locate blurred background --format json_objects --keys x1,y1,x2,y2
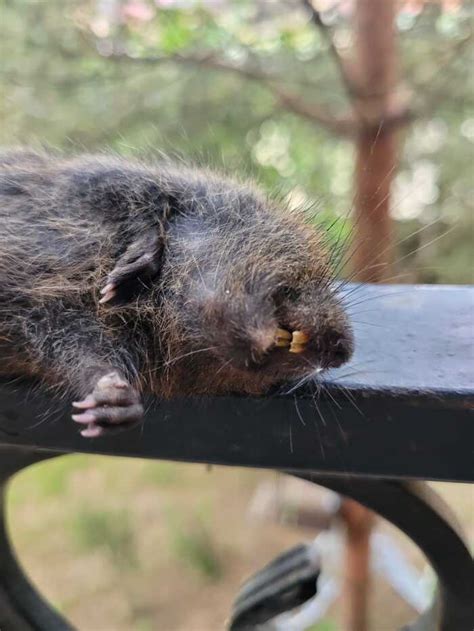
[{"x1": 1, "y1": 0, "x2": 473, "y2": 629}]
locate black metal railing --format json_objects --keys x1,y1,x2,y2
[{"x1": 1, "y1": 284, "x2": 473, "y2": 630}]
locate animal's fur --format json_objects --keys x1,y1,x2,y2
[{"x1": 0, "y1": 150, "x2": 353, "y2": 435}]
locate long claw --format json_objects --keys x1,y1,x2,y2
[
  {"x1": 100, "y1": 283, "x2": 115, "y2": 295},
  {"x1": 72, "y1": 412, "x2": 97, "y2": 424},
  {"x1": 99, "y1": 287, "x2": 117, "y2": 304},
  {"x1": 72, "y1": 396, "x2": 96, "y2": 409},
  {"x1": 81, "y1": 425, "x2": 104, "y2": 438}
]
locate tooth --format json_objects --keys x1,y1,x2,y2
[
  {"x1": 289, "y1": 343, "x2": 306, "y2": 354},
  {"x1": 276, "y1": 327, "x2": 292, "y2": 341},
  {"x1": 292, "y1": 331, "x2": 309, "y2": 344},
  {"x1": 276, "y1": 339, "x2": 291, "y2": 348}
]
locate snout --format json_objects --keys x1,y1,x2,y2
[
  {"x1": 311, "y1": 325, "x2": 354, "y2": 368},
  {"x1": 202, "y1": 288, "x2": 354, "y2": 374},
  {"x1": 219, "y1": 321, "x2": 353, "y2": 374}
]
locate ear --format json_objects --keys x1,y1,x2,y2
[{"x1": 99, "y1": 230, "x2": 162, "y2": 304}]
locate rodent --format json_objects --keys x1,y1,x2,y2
[{"x1": 0, "y1": 150, "x2": 353, "y2": 438}]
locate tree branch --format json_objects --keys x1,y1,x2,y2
[
  {"x1": 107, "y1": 50, "x2": 356, "y2": 136},
  {"x1": 162, "y1": 51, "x2": 413, "y2": 134},
  {"x1": 411, "y1": 31, "x2": 473, "y2": 118},
  {"x1": 88, "y1": 27, "x2": 413, "y2": 137},
  {"x1": 301, "y1": 0, "x2": 358, "y2": 100}
]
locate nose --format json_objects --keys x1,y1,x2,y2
[{"x1": 319, "y1": 327, "x2": 354, "y2": 368}]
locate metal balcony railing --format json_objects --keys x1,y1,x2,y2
[{"x1": 0, "y1": 284, "x2": 473, "y2": 630}]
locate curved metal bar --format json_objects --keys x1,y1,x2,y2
[
  {"x1": 291, "y1": 473, "x2": 474, "y2": 631},
  {"x1": 229, "y1": 543, "x2": 320, "y2": 630},
  {"x1": 0, "y1": 446, "x2": 472, "y2": 631},
  {"x1": 0, "y1": 448, "x2": 74, "y2": 631}
]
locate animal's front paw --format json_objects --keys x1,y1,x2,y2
[
  {"x1": 99, "y1": 232, "x2": 161, "y2": 304},
  {"x1": 72, "y1": 372, "x2": 143, "y2": 438}
]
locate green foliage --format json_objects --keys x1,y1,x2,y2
[
  {"x1": 133, "y1": 618, "x2": 155, "y2": 631},
  {"x1": 71, "y1": 507, "x2": 137, "y2": 568},
  {"x1": 9, "y1": 455, "x2": 89, "y2": 506},
  {"x1": 306, "y1": 620, "x2": 339, "y2": 631},
  {"x1": 32, "y1": 455, "x2": 90, "y2": 497},
  {"x1": 0, "y1": 0, "x2": 472, "y2": 282},
  {"x1": 170, "y1": 518, "x2": 222, "y2": 581},
  {"x1": 140, "y1": 460, "x2": 181, "y2": 486}
]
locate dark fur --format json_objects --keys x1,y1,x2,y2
[{"x1": 0, "y1": 150, "x2": 353, "y2": 435}]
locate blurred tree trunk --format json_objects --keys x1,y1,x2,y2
[
  {"x1": 342, "y1": 3, "x2": 400, "y2": 631},
  {"x1": 352, "y1": 0, "x2": 399, "y2": 282},
  {"x1": 340, "y1": 499, "x2": 376, "y2": 631}
]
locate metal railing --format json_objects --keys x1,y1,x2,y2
[{"x1": 1, "y1": 284, "x2": 473, "y2": 630}]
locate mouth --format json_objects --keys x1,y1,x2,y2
[
  {"x1": 274, "y1": 327, "x2": 310, "y2": 354},
  {"x1": 204, "y1": 318, "x2": 352, "y2": 380},
  {"x1": 271, "y1": 322, "x2": 353, "y2": 370}
]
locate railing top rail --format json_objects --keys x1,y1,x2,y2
[{"x1": 1, "y1": 284, "x2": 473, "y2": 482}]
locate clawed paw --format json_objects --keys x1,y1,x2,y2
[
  {"x1": 99, "y1": 282, "x2": 118, "y2": 305},
  {"x1": 99, "y1": 251, "x2": 157, "y2": 304},
  {"x1": 99, "y1": 233, "x2": 161, "y2": 305},
  {"x1": 275, "y1": 328, "x2": 309, "y2": 354},
  {"x1": 72, "y1": 372, "x2": 143, "y2": 438}
]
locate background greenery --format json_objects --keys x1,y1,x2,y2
[
  {"x1": 10, "y1": 455, "x2": 473, "y2": 631},
  {"x1": 1, "y1": 0, "x2": 473, "y2": 281}
]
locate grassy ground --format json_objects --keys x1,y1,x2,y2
[{"x1": 7, "y1": 456, "x2": 474, "y2": 631}]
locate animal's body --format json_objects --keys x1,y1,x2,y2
[{"x1": 0, "y1": 150, "x2": 353, "y2": 437}]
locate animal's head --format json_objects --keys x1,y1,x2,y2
[{"x1": 157, "y1": 171, "x2": 353, "y2": 396}]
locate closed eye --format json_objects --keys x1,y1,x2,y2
[{"x1": 272, "y1": 285, "x2": 300, "y2": 307}]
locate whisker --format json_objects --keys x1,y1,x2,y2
[
  {"x1": 214, "y1": 358, "x2": 232, "y2": 377},
  {"x1": 336, "y1": 385, "x2": 366, "y2": 419},
  {"x1": 285, "y1": 365, "x2": 323, "y2": 394},
  {"x1": 310, "y1": 407, "x2": 325, "y2": 459},
  {"x1": 293, "y1": 395, "x2": 306, "y2": 426},
  {"x1": 313, "y1": 396, "x2": 328, "y2": 427},
  {"x1": 163, "y1": 346, "x2": 217, "y2": 368}
]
